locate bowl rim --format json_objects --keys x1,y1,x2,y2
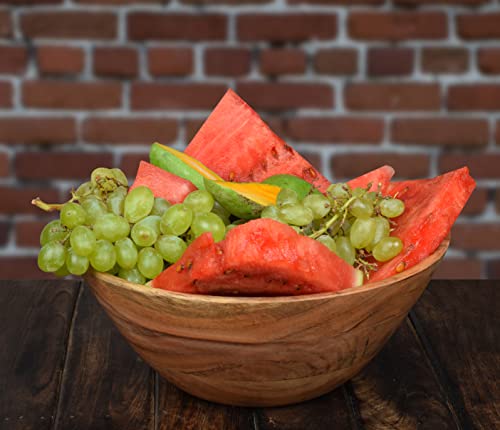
[{"x1": 89, "y1": 236, "x2": 450, "y2": 305}]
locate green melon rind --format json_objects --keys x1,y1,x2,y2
[
  {"x1": 262, "y1": 174, "x2": 320, "y2": 199},
  {"x1": 149, "y1": 143, "x2": 206, "y2": 190},
  {"x1": 204, "y1": 179, "x2": 265, "y2": 220}
]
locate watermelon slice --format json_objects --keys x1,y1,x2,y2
[
  {"x1": 185, "y1": 89, "x2": 330, "y2": 192},
  {"x1": 130, "y1": 161, "x2": 196, "y2": 204},
  {"x1": 369, "y1": 167, "x2": 475, "y2": 282},
  {"x1": 347, "y1": 165, "x2": 394, "y2": 193},
  {"x1": 153, "y1": 218, "x2": 357, "y2": 296}
]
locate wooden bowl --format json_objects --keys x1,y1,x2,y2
[{"x1": 85, "y1": 237, "x2": 449, "y2": 407}]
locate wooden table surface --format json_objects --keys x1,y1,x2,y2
[{"x1": 0, "y1": 280, "x2": 498, "y2": 430}]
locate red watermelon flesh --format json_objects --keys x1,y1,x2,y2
[
  {"x1": 185, "y1": 89, "x2": 330, "y2": 192},
  {"x1": 130, "y1": 161, "x2": 196, "y2": 204},
  {"x1": 347, "y1": 165, "x2": 395, "y2": 193},
  {"x1": 368, "y1": 167, "x2": 475, "y2": 283},
  {"x1": 153, "y1": 218, "x2": 357, "y2": 296}
]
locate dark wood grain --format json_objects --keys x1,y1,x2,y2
[
  {"x1": 254, "y1": 386, "x2": 354, "y2": 430},
  {"x1": 0, "y1": 280, "x2": 80, "y2": 430},
  {"x1": 156, "y1": 374, "x2": 255, "y2": 430},
  {"x1": 411, "y1": 280, "x2": 500, "y2": 430},
  {"x1": 350, "y1": 318, "x2": 457, "y2": 429},
  {"x1": 54, "y1": 284, "x2": 155, "y2": 430}
]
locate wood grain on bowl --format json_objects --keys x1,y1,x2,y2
[{"x1": 85, "y1": 238, "x2": 449, "y2": 407}]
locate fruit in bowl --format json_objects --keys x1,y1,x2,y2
[{"x1": 33, "y1": 89, "x2": 474, "y2": 406}]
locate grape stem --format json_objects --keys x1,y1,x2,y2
[
  {"x1": 309, "y1": 196, "x2": 356, "y2": 240},
  {"x1": 31, "y1": 198, "x2": 64, "y2": 212}
]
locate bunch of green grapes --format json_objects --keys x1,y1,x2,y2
[
  {"x1": 260, "y1": 183, "x2": 405, "y2": 278},
  {"x1": 37, "y1": 168, "x2": 231, "y2": 285}
]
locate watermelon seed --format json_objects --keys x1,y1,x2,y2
[{"x1": 396, "y1": 261, "x2": 406, "y2": 273}]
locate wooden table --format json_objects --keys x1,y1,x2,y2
[{"x1": 0, "y1": 280, "x2": 498, "y2": 430}]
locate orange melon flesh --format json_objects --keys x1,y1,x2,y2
[
  {"x1": 369, "y1": 167, "x2": 476, "y2": 283},
  {"x1": 130, "y1": 161, "x2": 196, "y2": 204},
  {"x1": 153, "y1": 219, "x2": 357, "y2": 296},
  {"x1": 185, "y1": 89, "x2": 330, "y2": 192}
]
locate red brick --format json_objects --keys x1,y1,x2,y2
[
  {"x1": 129, "y1": 13, "x2": 226, "y2": 41},
  {"x1": 285, "y1": 117, "x2": 384, "y2": 144},
  {"x1": 37, "y1": 46, "x2": 84, "y2": 75},
  {"x1": 260, "y1": 49, "x2": 306, "y2": 76},
  {"x1": 439, "y1": 154, "x2": 500, "y2": 179},
  {"x1": 457, "y1": 13, "x2": 500, "y2": 39},
  {"x1": 0, "y1": 0, "x2": 61, "y2": 4},
  {"x1": 15, "y1": 152, "x2": 113, "y2": 180},
  {"x1": 0, "y1": 117, "x2": 76, "y2": 144},
  {"x1": 0, "y1": 81, "x2": 12, "y2": 107},
  {"x1": 349, "y1": 12, "x2": 447, "y2": 41},
  {"x1": 132, "y1": 83, "x2": 226, "y2": 110},
  {"x1": 148, "y1": 47, "x2": 193, "y2": 76},
  {"x1": 0, "y1": 221, "x2": 8, "y2": 246},
  {"x1": 314, "y1": 49, "x2": 357, "y2": 75},
  {"x1": 182, "y1": 0, "x2": 271, "y2": 3},
  {"x1": 185, "y1": 119, "x2": 204, "y2": 143},
  {"x1": 0, "y1": 186, "x2": 59, "y2": 215},
  {"x1": 237, "y1": 82, "x2": 333, "y2": 111},
  {"x1": 94, "y1": 47, "x2": 138, "y2": 78},
  {"x1": 345, "y1": 83, "x2": 441, "y2": 111},
  {"x1": 0, "y1": 152, "x2": 8, "y2": 177},
  {"x1": 448, "y1": 85, "x2": 500, "y2": 111},
  {"x1": 478, "y1": 48, "x2": 500, "y2": 74},
  {"x1": 0, "y1": 46, "x2": 27, "y2": 74},
  {"x1": 21, "y1": 12, "x2": 117, "y2": 40},
  {"x1": 83, "y1": 117, "x2": 177, "y2": 144},
  {"x1": 0, "y1": 10, "x2": 11, "y2": 38},
  {"x1": 16, "y1": 220, "x2": 54, "y2": 248},
  {"x1": 391, "y1": 118, "x2": 488, "y2": 147},
  {"x1": 119, "y1": 152, "x2": 148, "y2": 178},
  {"x1": 497, "y1": 189, "x2": 500, "y2": 214},
  {"x1": 331, "y1": 153, "x2": 430, "y2": 180},
  {"x1": 397, "y1": 0, "x2": 486, "y2": 4},
  {"x1": 23, "y1": 81, "x2": 122, "y2": 109},
  {"x1": 205, "y1": 48, "x2": 251, "y2": 77},
  {"x1": 433, "y1": 258, "x2": 482, "y2": 280},
  {"x1": 496, "y1": 121, "x2": 500, "y2": 145},
  {"x1": 461, "y1": 188, "x2": 488, "y2": 216},
  {"x1": 367, "y1": 48, "x2": 413, "y2": 76},
  {"x1": 77, "y1": 0, "x2": 161, "y2": 3},
  {"x1": 487, "y1": 260, "x2": 500, "y2": 279},
  {"x1": 289, "y1": 0, "x2": 383, "y2": 3},
  {"x1": 0, "y1": 257, "x2": 54, "y2": 280},
  {"x1": 421, "y1": 48, "x2": 468, "y2": 74},
  {"x1": 238, "y1": 14, "x2": 337, "y2": 42},
  {"x1": 451, "y1": 223, "x2": 500, "y2": 251}
]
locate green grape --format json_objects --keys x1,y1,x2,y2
[
  {"x1": 151, "y1": 197, "x2": 171, "y2": 216},
  {"x1": 367, "y1": 217, "x2": 390, "y2": 252},
  {"x1": 349, "y1": 198, "x2": 373, "y2": 219},
  {"x1": 155, "y1": 235, "x2": 187, "y2": 264},
  {"x1": 108, "y1": 263, "x2": 120, "y2": 275},
  {"x1": 327, "y1": 183, "x2": 351, "y2": 200},
  {"x1": 191, "y1": 213, "x2": 226, "y2": 242},
  {"x1": 183, "y1": 189, "x2": 215, "y2": 213},
  {"x1": 75, "y1": 181, "x2": 93, "y2": 198},
  {"x1": 60, "y1": 202, "x2": 87, "y2": 229},
  {"x1": 335, "y1": 236, "x2": 355, "y2": 265},
  {"x1": 38, "y1": 241, "x2": 66, "y2": 272},
  {"x1": 350, "y1": 218, "x2": 376, "y2": 249},
  {"x1": 80, "y1": 196, "x2": 107, "y2": 225},
  {"x1": 373, "y1": 237, "x2": 403, "y2": 262},
  {"x1": 160, "y1": 204, "x2": 193, "y2": 236},
  {"x1": 40, "y1": 220, "x2": 68, "y2": 246},
  {"x1": 279, "y1": 204, "x2": 314, "y2": 227},
  {"x1": 137, "y1": 247, "x2": 164, "y2": 279},
  {"x1": 225, "y1": 224, "x2": 237, "y2": 235},
  {"x1": 70, "y1": 226, "x2": 96, "y2": 257},
  {"x1": 118, "y1": 267, "x2": 146, "y2": 285},
  {"x1": 91, "y1": 167, "x2": 113, "y2": 186},
  {"x1": 66, "y1": 248, "x2": 89, "y2": 275},
  {"x1": 115, "y1": 238, "x2": 138, "y2": 270},
  {"x1": 366, "y1": 191, "x2": 378, "y2": 203},
  {"x1": 379, "y1": 198, "x2": 405, "y2": 218},
  {"x1": 276, "y1": 188, "x2": 299, "y2": 208},
  {"x1": 341, "y1": 217, "x2": 353, "y2": 235},
  {"x1": 89, "y1": 240, "x2": 116, "y2": 272},
  {"x1": 317, "y1": 235, "x2": 336, "y2": 253},
  {"x1": 124, "y1": 186, "x2": 154, "y2": 223},
  {"x1": 111, "y1": 168, "x2": 128, "y2": 187},
  {"x1": 93, "y1": 213, "x2": 130, "y2": 242},
  {"x1": 261, "y1": 205, "x2": 283, "y2": 222},
  {"x1": 139, "y1": 215, "x2": 161, "y2": 234},
  {"x1": 107, "y1": 186, "x2": 127, "y2": 216},
  {"x1": 211, "y1": 201, "x2": 231, "y2": 225},
  {"x1": 54, "y1": 264, "x2": 70, "y2": 277},
  {"x1": 303, "y1": 194, "x2": 331, "y2": 220},
  {"x1": 354, "y1": 269, "x2": 364, "y2": 287},
  {"x1": 131, "y1": 221, "x2": 158, "y2": 248}
]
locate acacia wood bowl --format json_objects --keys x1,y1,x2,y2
[{"x1": 85, "y1": 237, "x2": 449, "y2": 407}]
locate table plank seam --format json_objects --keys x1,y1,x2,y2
[
  {"x1": 408, "y1": 309, "x2": 474, "y2": 430},
  {"x1": 51, "y1": 281, "x2": 84, "y2": 430},
  {"x1": 252, "y1": 411, "x2": 260, "y2": 430},
  {"x1": 342, "y1": 380, "x2": 365, "y2": 429}
]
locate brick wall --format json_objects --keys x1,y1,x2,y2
[{"x1": 0, "y1": 0, "x2": 499, "y2": 279}]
